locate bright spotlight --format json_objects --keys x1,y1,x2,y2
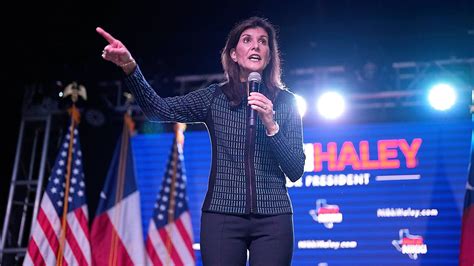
[
  {"x1": 428, "y1": 83, "x2": 456, "y2": 111},
  {"x1": 294, "y1": 94, "x2": 307, "y2": 117},
  {"x1": 317, "y1": 91, "x2": 345, "y2": 119}
]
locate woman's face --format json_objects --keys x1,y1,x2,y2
[{"x1": 230, "y1": 27, "x2": 271, "y2": 80}]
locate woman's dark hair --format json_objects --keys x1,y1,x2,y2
[{"x1": 221, "y1": 16, "x2": 284, "y2": 106}]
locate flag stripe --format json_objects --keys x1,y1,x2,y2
[
  {"x1": 62, "y1": 239, "x2": 75, "y2": 266},
  {"x1": 31, "y1": 196, "x2": 59, "y2": 265},
  {"x1": 75, "y1": 207, "x2": 90, "y2": 242},
  {"x1": 65, "y1": 217, "x2": 89, "y2": 265},
  {"x1": 168, "y1": 221, "x2": 194, "y2": 264},
  {"x1": 72, "y1": 207, "x2": 92, "y2": 263},
  {"x1": 23, "y1": 253, "x2": 34, "y2": 266},
  {"x1": 175, "y1": 214, "x2": 195, "y2": 260},
  {"x1": 26, "y1": 238, "x2": 46, "y2": 266},
  {"x1": 147, "y1": 222, "x2": 172, "y2": 266},
  {"x1": 146, "y1": 237, "x2": 163, "y2": 266},
  {"x1": 32, "y1": 229, "x2": 57, "y2": 266},
  {"x1": 37, "y1": 207, "x2": 60, "y2": 252},
  {"x1": 158, "y1": 227, "x2": 184, "y2": 266},
  {"x1": 91, "y1": 213, "x2": 135, "y2": 266},
  {"x1": 106, "y1": 192, "x2": 145, "y2": 265},
  {"x1": 146, "y1": 255, "x2": 154, "y2": 266},
  {"x1": 180, "y1": 212, "x2": 193, "y2": 238}
]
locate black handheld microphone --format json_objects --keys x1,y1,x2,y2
[{"x1": 248, "y1": 72, "x2": 262, "y2": 127}]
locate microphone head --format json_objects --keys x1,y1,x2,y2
[{"x1": 248, "y1": 72, "x2": 262, "y2": 83}]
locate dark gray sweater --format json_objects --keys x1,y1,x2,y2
[{"x1": 125, "y1": 66, "x2": 305, "y2": 215}]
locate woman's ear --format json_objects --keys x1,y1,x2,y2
[{"x1": 230, "y1": 49, "x2": 237, "y2": 62}]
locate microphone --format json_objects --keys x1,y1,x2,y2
[{"x1": 248, "y1": 72, "x2": 262, "y2": 127}]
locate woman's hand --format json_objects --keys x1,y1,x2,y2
[
  {"x1": 248, "y1": 92, "x2": 279, "y2": 135},
  {"x1": 96, "y1": 27, "x2": 136, "y2": 74}
]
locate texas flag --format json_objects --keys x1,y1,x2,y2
[
  {"x1": 90, "y1": 114, "x2": 145, "y2": 265},
  {"x1": 460, "y1": 146, "x2": 474, "y2": 265}
]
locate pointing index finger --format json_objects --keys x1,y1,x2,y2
[{"x1": 96, "y1": 27, "x2": 117, "y2": 44}]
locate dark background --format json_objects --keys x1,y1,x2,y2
[{"x1": 1, "y1": 0, "x2": 473, "y2": 229}]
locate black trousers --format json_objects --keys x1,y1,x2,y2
[{"x1": 200, "y1": 212, "x2": 294, "y2": 266}]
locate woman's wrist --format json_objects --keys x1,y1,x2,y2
[
  {"x1": 120, "y1": 59, "x2": 137, "y2": 75},
  {"x1": 266, "y1": 120, "x2": 279, "y2": 137}
]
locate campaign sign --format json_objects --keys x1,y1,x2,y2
[{"x1": 133, "y1": 120, "x2": 471, "y2": 265}]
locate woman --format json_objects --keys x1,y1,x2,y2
[{"x1": 97, "y1": 16, "x2": 305, "y2": 266}]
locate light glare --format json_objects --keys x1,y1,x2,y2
[
  {"x1": 428, "y1": 84, "x2": 456, "y2": 111},
  {"x1": 317, "y1": 91, "x2": 345, "y2": 119},
  {"x1": 294, "y1": 94, "x2": 307, "y2": 117}
]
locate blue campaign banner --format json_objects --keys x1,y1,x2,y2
[{"x1": 132, "y1": 119, "x2": 471, "y2": 265}]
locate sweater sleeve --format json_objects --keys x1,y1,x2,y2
[
  {"x1": 268, "y1": 93, "x2": 306, "y2": 182},
  {"x1": 123, "y1": 65, "x2": 215, "y2": 123}
]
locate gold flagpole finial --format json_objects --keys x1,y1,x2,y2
[
  {"x1": 174, "y1": 123, "x2": 187, "y2": 145},
  {"x1": 62, "y1": 82, "x2": 87, "y2": 103}
]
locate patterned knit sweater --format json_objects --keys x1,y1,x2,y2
[{"x1": 125, "y1": 66, "x2": 305, "y2": 215}]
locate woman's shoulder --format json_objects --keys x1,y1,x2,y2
[
  {"x1": 276, "y1": 87, "x2": 298, "y2": 103},
  {"x1": 204, "y1": 82, "x2": 227, "y2": 91},
  {"x1": 193, "y1": 82, "x2": 223, "y2": 95}
]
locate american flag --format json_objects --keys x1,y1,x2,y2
[
  {"x1": 91, "y1": 113, "x2": 145, "y2": 265},
  {"x1": 24, "y1": 107, "x2": 92, "y2": 266},
  {"x1": 146, "y1": 124, "x2": 196, "y2": 266}
]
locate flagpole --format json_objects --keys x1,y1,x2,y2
[
  {"x1": 56, "y1": 82, "x2": 86, "y2": 266},
  {"x1": 166, "y1": 123, "x2": 186, "y2": 265}
]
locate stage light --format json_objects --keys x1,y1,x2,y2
[
  {"x1": 294, "y1": 94, "x2": 307, "y2": 117},
  {"x1": 317, "y1": 91, "x2": 345, "y2": 119},
  {"x1": 428, "y1": 83, "x2": 456, "y2": 111}
]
